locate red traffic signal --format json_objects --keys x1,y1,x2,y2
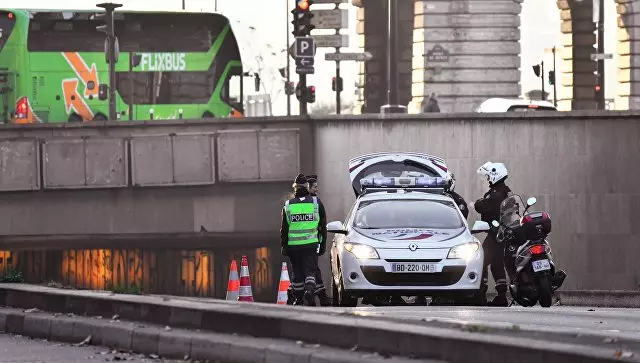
[
  {"x1": 297, "y1": 0, "x2": 310, "y2": 10},
  {"x1": 595, "y1": 85, "x2": 601, "y2": 92}
]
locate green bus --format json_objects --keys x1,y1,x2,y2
[{"x1": 0, "y1": 9, "x2": 245, "y2": 123}]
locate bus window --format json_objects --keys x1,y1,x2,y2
[
  {"x1": 0, "y1": 12, "x2": 17, "y2": 52},
  {"x1": 27, "y1": 12, "x2": 227, "y2": 52},
  {"x1": 116, "y1": 67, "x2": 218, "y2": 105}
]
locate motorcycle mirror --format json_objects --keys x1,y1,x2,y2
[
  {"x1": 491, "y1": 220, "x2": 500, "y2": 228},
  {"x1": 527, "y1": 197, "x2": 537, "y2": 207}
]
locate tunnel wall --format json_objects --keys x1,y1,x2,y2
[{"x1": 315, "y1": 111, "x2": 640, "y2": 290}]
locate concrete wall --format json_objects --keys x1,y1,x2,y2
[
  {"x1": 411, "y1": 0, "x2": 522, "y2": 113},
  {"x1": 314, "y1": 111, "x2": 640, "y2": 290},
  {"x1": 0, "y1": 119, "x2": 315, "y2": 249}
]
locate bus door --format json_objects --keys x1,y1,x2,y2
[{"x1": 0, "y1": 68, "x2": 13, "y2": 123}]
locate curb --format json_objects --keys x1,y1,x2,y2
[
  {"x1": 0, "y1": 307, "x2": 428, "y2": 363},
  {"x1": 556, "y1": 290, "x2": 640, "y2": 308},
  {"x1": 0, "y1": 284, "x2": 637, "y2": 363}
]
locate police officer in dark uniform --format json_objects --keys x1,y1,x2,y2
[
  {"x1": 445, "y1": 173, "x2": 469, "y2": 219},
  {"x1": 306, "y1": 175, "x2": 332, "y2": 306},
  {"x1": 474, "y1": 162, "x2": 511, "y2": 306},
  {"x1": 280, "y1": 174, "x2": 327, "y2": 306}
]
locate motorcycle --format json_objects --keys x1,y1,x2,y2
[{"x1": 491, "y1": 194, "x2": 567, "y2": 307}]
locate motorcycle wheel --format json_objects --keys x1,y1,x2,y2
[{"x1": 537, "y1": 276, "x2": 553, "y2": 307}]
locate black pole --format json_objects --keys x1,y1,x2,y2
[
  {"x1": 299, "y1": 74, "x2": 307, "y2": 115},
  {"x1": 285, "y1": 0, "x2": 291, "y2": 116},
  {"x1": 380, "y1": 0, "x2": 406, "y2": 113},
  {"x1": 182, "y1": 0, "x2": 185, "y2": 9},
  {"x1": 596, "y1": 0, "x2": 605, "y2": 110},
  {"x1": 336, "y1": 61, "x2": 341, "y2": 114},
  {"x1": 541, "y1": 61, "x2": 545, "y2": 101},
  {"x1": 552, "y1": 46, "x2": 557, "y2": 107}
]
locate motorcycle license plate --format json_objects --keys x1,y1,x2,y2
[
  {"x1": 390, "y1": 263, "x2": 437, "y2": 273},
  {"x1": 532, "y1": 259, "x2": 551, "y2": 272}
]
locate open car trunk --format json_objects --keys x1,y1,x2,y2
[{"x1": 348, "y1": 152, "x2": 451, "y2": 196}]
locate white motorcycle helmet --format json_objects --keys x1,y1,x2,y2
[{"x1": 477, "y1": 161, "x2": 508, "y2": 185}]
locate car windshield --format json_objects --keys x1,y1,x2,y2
[{"x1": 353, "y1": 199, "x2": 463, "y2": 229}]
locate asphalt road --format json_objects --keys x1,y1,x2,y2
[
  {"x1": 0, "y1": 333, "x2": 183, "y2": 363},
  {"x1": 344, "y1": 305, "x2": 640, "y2": 341}
]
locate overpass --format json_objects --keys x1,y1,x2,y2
[
  {"x1": 0, "y1": 111, "x2": 638, "y2": 299},
  {"x1": 352, "y1": 0, "x2": 640, "y2": 113}
]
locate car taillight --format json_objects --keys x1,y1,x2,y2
[
  {"x1": 530, "y1": 245, "x2": 545, "y2": 255},
  {"x1": 15, "y1": 97, "x2": 28, "y2": 119}
]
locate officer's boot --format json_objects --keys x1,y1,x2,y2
[
  {"x1": 304, "y1": 288, "x2": 316, "y2": 307},
  {"x1": 316, "y1": 289, "x2": 332, "y2": 307},
  {"x1": 286, "y1": 288, "x2": 296, "y2": 305},
  {"x1": 488, "y1": 283, "x2": 509, "y2": 307},
  {"x1": 293, "y1": 290, "x2": 305, "y2": 306}
]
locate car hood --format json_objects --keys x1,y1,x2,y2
[{"x1": 352, "y1": 227, "x2": 466, "y2": 245}]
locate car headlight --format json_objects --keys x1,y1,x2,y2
[
  {"x1": 344, "y1": 242, "x2": 379, "y2": 260},
  {"x1": 447, "y1": 242, "x2": 480, "y2": 261}
]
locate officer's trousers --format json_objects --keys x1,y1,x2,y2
[
  {"x1": 288, "y1": 246, "x2": 319, "y2": 299},
  {"x1": 482, "y1": 233, "x2": 508, "y2": 295}
]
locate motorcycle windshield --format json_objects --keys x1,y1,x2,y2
[{"x1": 497, "y1": 193, "x2": 524, "y2": 242}]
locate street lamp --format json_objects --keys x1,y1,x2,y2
[{"x1": 575, "y1": 0, "x2": 605, "y2": 109}]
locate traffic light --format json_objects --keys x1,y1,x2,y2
[
  {"x1": 306, "y1": 86, "x2": 315, "y2": 103},
  {"x1": 291, "y1": 0, "x2": 315, "y2": 37},
  {"x1": 332, "y1": 77, "x2": 343, "y2": 92},
  {"x1": 548, "y1": 70, "x2": 555, "y2": 85},
  {"x1": 532, "y1": 64, "x2": 541, "y2": 77},
  {"x1": 285, "y1": 81, "x2": 295, "y2": 95}
]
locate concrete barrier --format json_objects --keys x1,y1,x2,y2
[
  {"x1": 0, "y1": 283, "x2": 636, "y2": 363},
  {"x1": 0, "y1": 308, "x2": 417, "y2": 363}
]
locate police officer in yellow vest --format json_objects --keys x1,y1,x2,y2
[{"x1": 280, "y1": 174, "x2": 328, "y2": 306}]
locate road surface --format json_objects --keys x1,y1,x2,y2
[
  {"x1": 0, "y1": 333, "x2": 183, "y2": 362},
  {"x1": 344, "y1": 305, "x2": 640, "y2": 340}
]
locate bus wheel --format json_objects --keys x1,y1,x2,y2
[
  {"x1": 202, "y1": 112, "x2": 214, "y2": 119},
  {"x1": 93, "y1": 113, "x2": 107, "y2": 121},
  {"x1": 68, "y1": 114, "x2": 83, "y2": 122}
]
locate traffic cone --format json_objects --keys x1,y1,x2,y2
[
  {"x1": 226, "y1": 260, "x2": 239, "y2": 301},
  {"x1": 238, "y1": 255, "x2": 254, "y2": 302},
  {"x1": 276, "y1": 262, "x2": 291, "y2": 305}
]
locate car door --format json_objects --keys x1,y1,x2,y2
[{"x1": 348, "y1": 152, "x2": 451, "y2": 196}]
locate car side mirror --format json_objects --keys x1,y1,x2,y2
[
  {"x1": 98, "y1": 84, "x2": 108, "y2": 101},
  {"x1": 527, "y1": 197, "x2": 537, "y2": 207},
  {"x1": 491, "y1": 220, "x2": 500, "y2": 228},
  {"x1": 327, "y1": 221, "x2": 347, "y2": 235},
  {"x1": 471, "y1": 221, "x2": 490, "y2": 234}
]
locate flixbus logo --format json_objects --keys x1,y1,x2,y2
[
  {"x1": 61, "y1": 52, "x2": 99, "y2": 121},
  {"x1": 139, "y1": 53, "x2": 187, "y2": 71}
]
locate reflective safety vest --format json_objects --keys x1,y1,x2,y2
[{"x1": 284, "y1": 197, "x2": 320, "y2": 246}]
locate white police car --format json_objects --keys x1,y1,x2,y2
[{"x1": 328, "y1": 152, "x2": 490, "y2": 306}]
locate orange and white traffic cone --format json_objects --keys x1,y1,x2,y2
[
  {"x1": 276, "y1": 262, "x2": 291, "y2": 305},
  {"x1": 238, "y1": 255, "x2": 254, "y2": 302},
  {"x1": 226, "y1": 260, "x2": 240, "y2": 301}
]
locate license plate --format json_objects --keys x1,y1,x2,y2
[
  {"x1": 532, "y1": 259, "x2": 551, "y2": 272},
  {"x1": 390, "y1": 263, "x2": 437, "y2": 273}
]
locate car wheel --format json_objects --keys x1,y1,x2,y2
[{"x1": 337, "y1": 265, "x2": 357, "y2": 307}]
